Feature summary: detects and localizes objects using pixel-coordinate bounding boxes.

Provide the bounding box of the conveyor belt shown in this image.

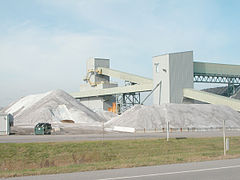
[71,84,153,98]
[97,67,153,84]
[183,88,240,111]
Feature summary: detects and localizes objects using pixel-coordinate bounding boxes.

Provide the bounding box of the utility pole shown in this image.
[102,120,105,144]
[164,104,169,141]
[223,120,226,156]
[167,121,169,141]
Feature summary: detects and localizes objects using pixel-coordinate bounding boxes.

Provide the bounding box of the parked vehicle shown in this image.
[34,123,52,135]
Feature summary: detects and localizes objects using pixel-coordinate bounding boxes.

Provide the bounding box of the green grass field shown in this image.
[1,137,240,178]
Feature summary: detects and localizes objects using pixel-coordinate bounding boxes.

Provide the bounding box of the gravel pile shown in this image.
[3,89,240,132]
[105,104,240,129]
[203,86,240,100]
[231,89,240,99]
[96,111,118,122]
[3,89,104,125]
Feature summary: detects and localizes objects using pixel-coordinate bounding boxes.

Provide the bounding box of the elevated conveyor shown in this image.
[194,62,240,84]
[193,62,240,96]
[194,62,240,77]
[72,67,153,99]
[71,84,153,98]
[72,52,240,113]
[183,88,240,111]
[97,67,153,85]
[72,58,154,113]
[73,61,240,99]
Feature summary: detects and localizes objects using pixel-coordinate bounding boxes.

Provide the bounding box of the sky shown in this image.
[0,0,240,107]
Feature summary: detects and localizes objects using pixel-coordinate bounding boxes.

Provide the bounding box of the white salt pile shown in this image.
[203,86,240,100]
[3,89,104,125]
[231,89,240,99]
[105,104,240,129]
[96,111,118,122]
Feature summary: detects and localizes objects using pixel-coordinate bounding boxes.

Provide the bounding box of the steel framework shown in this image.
[115,81,141,114]
[194,73,240,96]
[115,92,140,114]
[194,73,240,84]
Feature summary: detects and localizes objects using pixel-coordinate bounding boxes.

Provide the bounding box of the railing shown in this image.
[194,73,240,84]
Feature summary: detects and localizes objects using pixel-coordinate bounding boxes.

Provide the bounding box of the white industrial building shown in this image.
[153,51,194,104]
[72,51,240,113]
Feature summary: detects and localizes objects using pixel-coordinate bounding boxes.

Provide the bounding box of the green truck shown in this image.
[34,123,52,135]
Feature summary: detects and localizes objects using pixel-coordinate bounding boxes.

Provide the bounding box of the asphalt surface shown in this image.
[3,158,240,180]
[0,130,239,143]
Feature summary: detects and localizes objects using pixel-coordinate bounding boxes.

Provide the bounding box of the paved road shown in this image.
[3,158,240,180]
[0,130,239,143]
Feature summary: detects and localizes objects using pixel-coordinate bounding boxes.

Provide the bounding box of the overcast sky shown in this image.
[0,0,240,107]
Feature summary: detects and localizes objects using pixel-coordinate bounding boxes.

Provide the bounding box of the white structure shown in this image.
[72,51,240,112]
[85,58,110,85]
[153,51,194,104]
[79,58,117,111]
[0,113,13,135]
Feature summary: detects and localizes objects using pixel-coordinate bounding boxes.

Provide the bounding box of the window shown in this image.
[154,63,160,73]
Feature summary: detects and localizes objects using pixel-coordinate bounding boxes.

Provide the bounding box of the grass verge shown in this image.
[1,137,240,178]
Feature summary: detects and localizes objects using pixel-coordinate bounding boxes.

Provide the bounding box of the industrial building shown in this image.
[72,57,152,113]
[71,51,240,113]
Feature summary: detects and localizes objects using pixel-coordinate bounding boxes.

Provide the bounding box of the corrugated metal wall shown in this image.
[153,51,194,104]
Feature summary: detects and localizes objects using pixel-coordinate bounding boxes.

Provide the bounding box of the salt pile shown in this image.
[203,86,240,100]
[96,111,118,122]
[105,104,240,129]
[3,89,104,125]
[203,86,228,96]
[231,89,240,99]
